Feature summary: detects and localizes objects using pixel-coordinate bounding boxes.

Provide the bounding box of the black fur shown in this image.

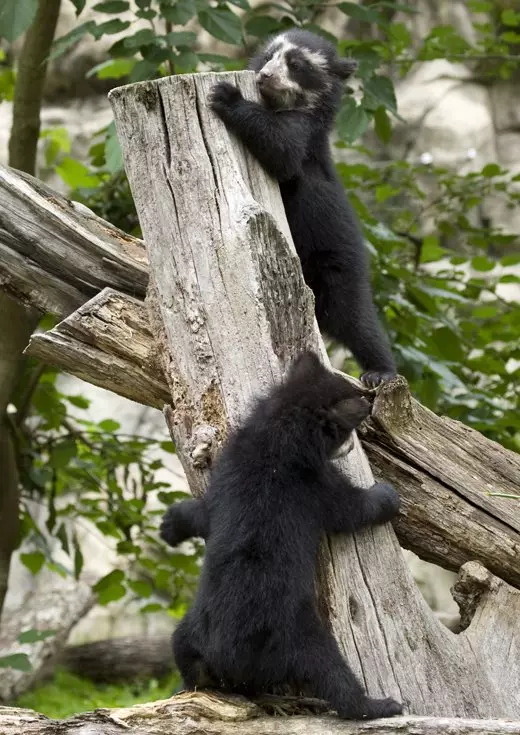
[209,30,396,388]
[160,352,402,719]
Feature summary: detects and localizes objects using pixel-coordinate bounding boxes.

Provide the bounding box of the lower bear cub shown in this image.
[161,352,402,720]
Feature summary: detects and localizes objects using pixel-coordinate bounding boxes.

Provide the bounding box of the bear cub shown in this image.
[161,352,402,720]
[209,31,397,389]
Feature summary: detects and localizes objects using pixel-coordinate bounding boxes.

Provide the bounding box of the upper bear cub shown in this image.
[209,30,397,389]
[161,352,402,720]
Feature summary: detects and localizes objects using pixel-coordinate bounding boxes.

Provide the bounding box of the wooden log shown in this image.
[27,293,520,591]
[0,165,148,318]
[1,696,520,735]
[26,288,170,408]
[110,70,519,717]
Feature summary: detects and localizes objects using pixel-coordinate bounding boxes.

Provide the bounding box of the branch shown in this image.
[1,696,520,735]
[26,292,520,591]
[0,165,148,317]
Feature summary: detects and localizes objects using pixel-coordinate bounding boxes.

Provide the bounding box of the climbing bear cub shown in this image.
[161,352,402,720]
[209,30,397,389]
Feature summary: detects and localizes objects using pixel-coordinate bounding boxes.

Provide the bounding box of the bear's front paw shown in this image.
[360,370,396,389]
[371,481,401,522]
[209,82,243,116]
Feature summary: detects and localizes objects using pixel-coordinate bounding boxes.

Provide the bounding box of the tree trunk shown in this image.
[109,70,520,718]
[8,0,62,176]
[1,0,62,618]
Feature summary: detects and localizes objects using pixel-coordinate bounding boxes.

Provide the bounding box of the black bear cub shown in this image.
[161,352,402,720]
[209,30,397,389]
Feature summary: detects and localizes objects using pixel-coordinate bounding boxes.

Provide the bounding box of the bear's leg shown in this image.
[290,626,402,720]
[172,622,216,690]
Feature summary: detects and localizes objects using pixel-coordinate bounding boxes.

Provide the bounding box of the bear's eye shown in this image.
[287,57,304,72]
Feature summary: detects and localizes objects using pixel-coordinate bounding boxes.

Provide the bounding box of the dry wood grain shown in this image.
[0,165,148,317]
[110,70,519,718]
[1,695,520,735]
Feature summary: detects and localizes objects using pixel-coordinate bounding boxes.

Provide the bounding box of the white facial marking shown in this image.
[259,39,302,95]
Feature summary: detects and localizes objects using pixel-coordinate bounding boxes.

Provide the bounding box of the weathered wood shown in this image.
[27,294,520,591]
[62,635,173,683]
[110,70,519,718]
[1,696,520,735]
[26,288,170,408]
[361,378,520,589]
[0,165,148,317]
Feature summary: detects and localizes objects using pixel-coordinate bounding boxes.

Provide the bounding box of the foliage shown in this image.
[15,668,179,718]
[11,363,202,614]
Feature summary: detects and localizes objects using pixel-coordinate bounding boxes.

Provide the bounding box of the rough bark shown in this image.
[0,294,38,615]
[0,165,148,317]
[1,695,520,735]
[26,294,520,591]
[8,0,61,175]
[109,70,519,718]
[27,289,169,408]
[61,635,173,683]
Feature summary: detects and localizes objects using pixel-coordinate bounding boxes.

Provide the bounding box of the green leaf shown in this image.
[70,0,87,13]
[91,18,130,38]
[165,30,197,46]
[245,15,281,37]
[0,654,32,672]
[105,121,123,174]
[21,552,45,575]
[50,21,97,60]
[160,440,176,454]
[56,157,100,189]
[198,7,242,46]
[337,97,370,143]
[94,570,127,605]
[140,603,165,614]
[98,418,121,432]
[227,0,250,9]
[374,106,392,144]
[430,327,465,362]
[471,256,495,272]
[0,0,37,42]
[50,438,77,469]
[128,580,153,598]
[501,8,520,27]
[161,0,196,25]
[123,28,156,48]
[419,235,446,264]
[92,0,130,11]
[481,163,502,178]
[338,2,386,25]
[18,629,56,644]
[65,394,90,409]
[363,75,397,114]
[56,523,70,556]
[73,535,84,580]
[87,58,135,79]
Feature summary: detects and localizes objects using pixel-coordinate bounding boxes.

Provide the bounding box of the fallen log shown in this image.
[1,696,520,735]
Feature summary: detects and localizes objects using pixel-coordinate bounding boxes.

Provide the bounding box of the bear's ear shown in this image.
[332,58,358,79]
[287,351,324,382]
